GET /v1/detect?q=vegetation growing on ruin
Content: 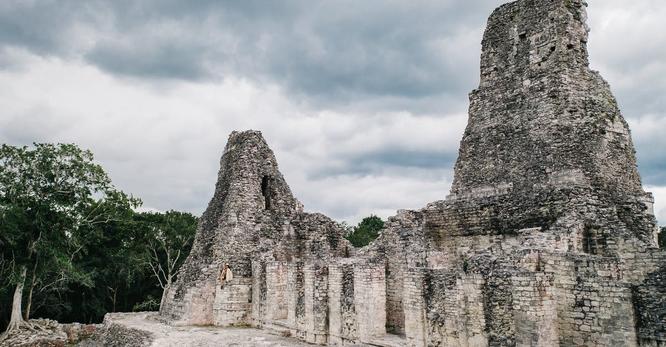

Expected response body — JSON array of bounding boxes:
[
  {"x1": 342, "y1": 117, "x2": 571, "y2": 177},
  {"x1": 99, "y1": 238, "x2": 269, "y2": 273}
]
[
  {"x1": 660, "y1": 227, "x2": 665, "y2": 249},
  {"x1": 0, "y1": 143, "x2": 197, "y2": 334},
  {"x1": 345, "y1": 215, "x2": 385, "y2": 248}
]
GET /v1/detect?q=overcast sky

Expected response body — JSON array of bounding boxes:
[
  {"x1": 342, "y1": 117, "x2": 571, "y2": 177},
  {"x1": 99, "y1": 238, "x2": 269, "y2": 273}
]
[{"x1": 0, "y1": 0, "x2": 664, "y2": 225}]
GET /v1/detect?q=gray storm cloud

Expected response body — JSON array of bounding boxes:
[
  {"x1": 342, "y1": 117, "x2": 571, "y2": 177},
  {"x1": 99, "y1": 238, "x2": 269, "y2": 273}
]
[{"x1": 0, "y1": 0, "x2": 664, "y2": 224}]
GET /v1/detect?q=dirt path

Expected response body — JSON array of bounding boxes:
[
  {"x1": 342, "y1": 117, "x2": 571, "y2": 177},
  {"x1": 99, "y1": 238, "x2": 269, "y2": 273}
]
[{"x1": 106, "y1": 313, "x2": 313, "y2": 347}]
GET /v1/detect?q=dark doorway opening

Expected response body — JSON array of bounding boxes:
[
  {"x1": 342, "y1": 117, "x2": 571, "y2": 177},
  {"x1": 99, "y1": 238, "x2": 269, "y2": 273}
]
[
  {"x1": 582, "y1": 225, "x2": 606, "y2": 255},
  {"x1": 385, "y1": 263, "x2": 405, "y2": 336},
  {"x1": 261, "y1": 176, "x2": 272, "y2": 210}
]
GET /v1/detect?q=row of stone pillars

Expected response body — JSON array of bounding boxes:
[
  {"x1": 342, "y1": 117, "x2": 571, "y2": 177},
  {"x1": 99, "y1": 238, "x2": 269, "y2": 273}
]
[{"x1": 212, "y1": 259, "x2": 412, "y2": 345}]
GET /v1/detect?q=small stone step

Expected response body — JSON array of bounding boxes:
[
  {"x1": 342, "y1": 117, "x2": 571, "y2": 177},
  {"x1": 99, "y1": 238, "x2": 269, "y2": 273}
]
[{"x1": 367, "y1": 334, "x2": 407, "y2": 347}]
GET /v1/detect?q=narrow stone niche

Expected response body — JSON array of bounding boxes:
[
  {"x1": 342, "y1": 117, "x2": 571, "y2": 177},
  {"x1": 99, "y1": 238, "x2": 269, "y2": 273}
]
[
  {"x1": 261, "y1": 175, "x2": 272, "y2": 210},
  {"x1": 582, "y1": 225, "x2": 606, "y2": 255},
  {"x1": 385, "y1": 262, "x2": 406, "y2": 335}
]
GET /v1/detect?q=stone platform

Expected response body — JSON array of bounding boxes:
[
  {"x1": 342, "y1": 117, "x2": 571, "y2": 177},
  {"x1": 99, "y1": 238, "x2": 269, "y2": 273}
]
[{"x1": 86, "y1": 312, "x2": 313, "y2": 347}]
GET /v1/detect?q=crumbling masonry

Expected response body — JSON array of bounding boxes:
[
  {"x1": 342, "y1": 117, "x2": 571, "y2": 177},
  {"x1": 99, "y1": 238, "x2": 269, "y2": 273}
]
[{"x1": 160, "y1": 0, "x2": 666, "y2": 346}]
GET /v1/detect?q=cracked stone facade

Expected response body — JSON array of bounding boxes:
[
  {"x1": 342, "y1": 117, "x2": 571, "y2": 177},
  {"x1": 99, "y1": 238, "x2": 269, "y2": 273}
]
[{"x1": 160, "y1": 0, "x2": 666, "y2": 346}]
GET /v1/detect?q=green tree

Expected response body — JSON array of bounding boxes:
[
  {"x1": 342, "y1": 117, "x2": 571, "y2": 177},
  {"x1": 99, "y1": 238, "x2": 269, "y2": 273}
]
[
  {"x1": 659, "y1": 227, "x2": 665, "y2": 249},
  {"x1": 52, "y1": 207, "x2": 175, "y2": 324},
  {"x1": 133, "y1": 211, "x2": 198, "y2": 307},
  {"x1": 65, "y1": 195, "x2": 143, "y2": 320},
  {"x1": 346, "y1": 215, "x2": 385, "y2": 248},
  {"x1": 0, "y1": 143, "x2": 139, "y2": 337},
  {"x1": 0, "y1": 238, "x2": 12, "y2": 329}
]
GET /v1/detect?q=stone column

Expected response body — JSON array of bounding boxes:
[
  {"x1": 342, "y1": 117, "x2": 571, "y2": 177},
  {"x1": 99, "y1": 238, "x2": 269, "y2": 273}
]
[
  {"x1": 304, "y1": 262, "x2": 329, "y2": 344},
  {"x1": 287, "y1": 261, "x2": 305, "y2": 338},
  {"x1": 251, "y1": 260, "x2": 266, "y2": 326},
  {"x1": 266, "y1": 261, "x2": 289, "y2": 321},
  {"x1": 354, "y1": 262, "x2": 387, "y2": 343},
  {"x1": 213, "y1": 277, "x2": 253, "y2": 326},
  {"x1": 328, "y1": 263, "x2": 344, "y2": 345},
  {"x1": 404, "y1": 268, "x2": 427, "y2": 347}
]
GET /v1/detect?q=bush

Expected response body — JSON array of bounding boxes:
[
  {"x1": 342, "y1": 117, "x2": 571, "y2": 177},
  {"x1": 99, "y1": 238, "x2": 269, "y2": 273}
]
[{"x1": 132, "y1": 296, "x2": 160, "y2": 312}]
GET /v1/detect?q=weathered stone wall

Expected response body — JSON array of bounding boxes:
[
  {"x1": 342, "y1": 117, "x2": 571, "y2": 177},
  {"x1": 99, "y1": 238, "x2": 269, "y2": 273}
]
[
  {"x1": 454, "y1": 0, "x2": 641, "y2": 197},
  {"x1": 512, "y1": 271, "x2": 558, "y2": 346},
  {"x1": 82, "y1": 313, "x2": 153, "y2": 347},
  {"x1": 634, "y1": 264, "x2": 666, "y2": 346},
  {"x1": 251, "y1": 260, "x2": 266, "y2": 327},
  {"x1": 549, "y1": 254, "x2": 637, "y2": 346},
  {"x1": 213, "y1": 278, "x2": 252, "y2": 326},
  {"x1": 403, "y1": 268, "x2": 428, "y2": 346}
]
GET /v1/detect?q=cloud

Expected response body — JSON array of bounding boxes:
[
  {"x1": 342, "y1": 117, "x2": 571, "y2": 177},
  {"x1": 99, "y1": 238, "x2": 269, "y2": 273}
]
[
  {"x1": 0, "y1": 0, "x2": 507, "y2": 110},
  {"x1": 0, "y1": 53, "x2": 457, "y2": 222},
  {"x1": 628, "y1": 116, "x2": 666, "y2": 186},
  {"x1": 0, "y1": 0, "x2": 105, "y2": 56},
  {"x1": 0, "y1": 1, "x2": 664, "y2": 224},
  {"x1": 86, "y1": 39, "x2": 212, "y2": 81}
]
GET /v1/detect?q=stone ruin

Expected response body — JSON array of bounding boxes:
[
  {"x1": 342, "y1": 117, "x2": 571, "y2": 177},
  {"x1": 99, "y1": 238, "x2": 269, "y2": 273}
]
[{"x1": 160, "y1": 0, "x2": 666, "y2": 346}]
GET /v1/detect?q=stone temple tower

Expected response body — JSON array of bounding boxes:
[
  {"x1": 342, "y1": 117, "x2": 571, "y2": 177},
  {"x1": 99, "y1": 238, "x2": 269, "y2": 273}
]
[
  {"x1": 446, "y1": 0, "x2": 658, "y2": 250},
  {"x1": 454, "y1": 0, "x2": 644, "y2": 199},
  {"x1": 160, "y1": 131, "x2": 350, "y2": 325}
]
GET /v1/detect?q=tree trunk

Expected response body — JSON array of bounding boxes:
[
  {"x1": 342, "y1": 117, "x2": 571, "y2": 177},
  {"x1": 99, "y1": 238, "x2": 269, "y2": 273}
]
[
  {"x1": 160, "y1": 279, "x2": 172, "y2": 310},
  {"x1": 24, "y1": 260, "x2": 38, "y2": 320},
  {"x1": 7, "y1": 266, "x2": 27, "y2": 331},
  {"x1": 24, "y1": 281, "x2": 34, "y2": 321},
  {"x1": 112, "y1": 288, "x2": 117, "y2": 313}
]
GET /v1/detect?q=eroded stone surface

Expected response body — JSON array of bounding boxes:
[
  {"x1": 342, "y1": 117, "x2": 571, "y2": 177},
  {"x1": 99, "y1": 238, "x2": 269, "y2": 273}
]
[
  {"x1": 0, "y1": 320, "x2": 100, "y2": 347},
  {"x1": 0, "y1": 319, "x2": 67, "y2": 347}
]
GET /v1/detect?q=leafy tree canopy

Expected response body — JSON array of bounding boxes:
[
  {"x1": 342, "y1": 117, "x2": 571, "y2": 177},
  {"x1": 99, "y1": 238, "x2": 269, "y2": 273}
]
[
  {"x1": 0, "y1": 143, "x2": 200, "y2": 333},
  {"x1": 132, "y1": 211, "x2": 198, "y2": 307},
  {"x1": 345, "y1": 215, "x2": 385, "y2": 248},
  {"x1": 0, "y1": 143, "x2": 141, "y2": 335}
]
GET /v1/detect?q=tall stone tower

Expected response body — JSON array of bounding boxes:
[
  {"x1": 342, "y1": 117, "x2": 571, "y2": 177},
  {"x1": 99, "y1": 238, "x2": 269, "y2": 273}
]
[
  {"x1": 454, "y1": 0, "x2": 643, "y2": 197},
  {"x1": 443, "y1": 0, "x2": 658, "y2": 250}
]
